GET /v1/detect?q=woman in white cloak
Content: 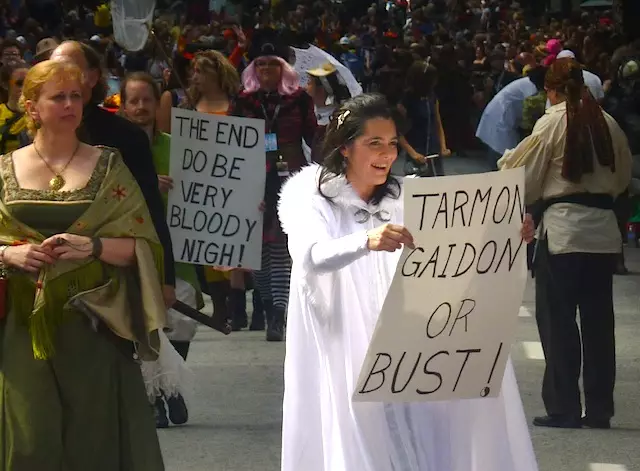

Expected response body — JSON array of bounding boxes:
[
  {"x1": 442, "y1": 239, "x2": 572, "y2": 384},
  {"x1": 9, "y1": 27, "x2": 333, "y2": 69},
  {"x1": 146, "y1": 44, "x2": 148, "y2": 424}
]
[{"x1": 278, "y1": 93, "x2": 539, "y2": 471}]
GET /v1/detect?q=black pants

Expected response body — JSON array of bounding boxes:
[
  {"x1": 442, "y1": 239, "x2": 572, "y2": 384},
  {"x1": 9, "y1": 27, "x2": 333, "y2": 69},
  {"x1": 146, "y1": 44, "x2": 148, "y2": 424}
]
[{"x1": 535, "y1": 240, "x2": 616, "y2": 420}]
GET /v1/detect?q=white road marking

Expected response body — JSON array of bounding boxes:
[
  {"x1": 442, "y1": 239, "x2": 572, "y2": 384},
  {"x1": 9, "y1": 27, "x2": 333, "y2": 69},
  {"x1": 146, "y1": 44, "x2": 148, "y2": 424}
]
[
  {"x1": 521, "y1": 341, "x2": 545, "y2": 360},
  {"x1": 519, "y1": 306, "x2": 533, "y2": 317},
  {"x1": 589, "y1": 464, "x2": 628, "y2": 471}
]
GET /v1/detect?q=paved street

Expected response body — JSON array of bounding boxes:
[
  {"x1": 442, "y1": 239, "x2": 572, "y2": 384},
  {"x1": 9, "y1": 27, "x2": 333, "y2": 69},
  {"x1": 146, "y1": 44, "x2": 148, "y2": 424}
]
[{"x1": 159, "y1": 157, "x2": 640, "y2": 471}]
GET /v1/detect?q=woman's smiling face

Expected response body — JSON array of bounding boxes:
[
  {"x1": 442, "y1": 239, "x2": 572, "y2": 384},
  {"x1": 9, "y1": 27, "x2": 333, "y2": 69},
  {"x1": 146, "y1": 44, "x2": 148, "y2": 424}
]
[{"x1": 343, "y1": 117, "x2": 398, "y2": 191}]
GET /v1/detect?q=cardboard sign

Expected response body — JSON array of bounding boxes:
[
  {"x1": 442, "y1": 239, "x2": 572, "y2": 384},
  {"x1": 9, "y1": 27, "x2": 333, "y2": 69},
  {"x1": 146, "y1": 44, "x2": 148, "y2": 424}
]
[
  {"x1": 167, "y1": 108, "x2": 265, "y2": 270},
  {"x1": 354, "y1": 168, "x2": 527, "y2": 402}
]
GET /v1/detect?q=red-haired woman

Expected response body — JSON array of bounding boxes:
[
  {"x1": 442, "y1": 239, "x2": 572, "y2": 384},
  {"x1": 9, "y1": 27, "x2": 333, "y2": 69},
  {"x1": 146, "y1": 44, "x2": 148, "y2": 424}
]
[
  {"x1": 500, "y1": 58, "x2": 632, "y2": 430},
  {"x1": 231, "y1": 29, "x2": 317, "y2": 342}
]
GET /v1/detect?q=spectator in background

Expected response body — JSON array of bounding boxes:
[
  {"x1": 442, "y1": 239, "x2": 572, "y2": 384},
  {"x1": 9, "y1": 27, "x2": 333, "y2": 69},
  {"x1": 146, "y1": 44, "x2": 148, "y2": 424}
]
[
  {"x1": 398, "y1": 60, "x2": 450, "y2": 177},
  {"x1": 520, "y1": 65, "x2": 548, "y2": 138},
  {"x1": 0, "y1": 38, "x2": 21, "y2": 65},
  {"x1": 339, "y1": 36, "x2": 364, "y2": 84},
  {"x1": 157, "y1": 51, "x2": 191, "y2": 132},
  {"x1": 0, "y1": 60, "x2": 28, "y2": 153},
  {"x1": 33, "y1": 37, "x2": 59, "y2": 63}
]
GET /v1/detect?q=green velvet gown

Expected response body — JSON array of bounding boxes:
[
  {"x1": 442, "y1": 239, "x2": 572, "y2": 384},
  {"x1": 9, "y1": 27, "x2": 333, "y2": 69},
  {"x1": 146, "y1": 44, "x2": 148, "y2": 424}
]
[{"x1": 0, "y1": 150, "x2": 165, "y2": 471}]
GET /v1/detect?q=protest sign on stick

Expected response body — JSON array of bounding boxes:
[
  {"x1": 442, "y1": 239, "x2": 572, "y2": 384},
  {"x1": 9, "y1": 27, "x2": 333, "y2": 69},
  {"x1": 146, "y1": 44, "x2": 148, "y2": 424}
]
[
  {"x1": 353, "y1": 168, "x2": 527, "y2": 403},
  {"x1": 167, "y1": 108, "x2": 265, "y2": 270}
]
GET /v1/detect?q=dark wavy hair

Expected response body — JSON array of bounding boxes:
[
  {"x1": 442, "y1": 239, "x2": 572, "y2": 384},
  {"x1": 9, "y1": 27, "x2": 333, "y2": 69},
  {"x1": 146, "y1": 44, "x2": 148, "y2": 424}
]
[{"x1": 318, "y1": 93, "x2": 401, "y2": 206}]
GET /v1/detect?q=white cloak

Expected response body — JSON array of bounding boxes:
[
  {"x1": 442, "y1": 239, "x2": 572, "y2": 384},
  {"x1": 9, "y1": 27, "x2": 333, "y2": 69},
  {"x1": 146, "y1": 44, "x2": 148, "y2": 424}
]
[{"x1": 278, "y1": 165, "x2": 539, "y2": 471}]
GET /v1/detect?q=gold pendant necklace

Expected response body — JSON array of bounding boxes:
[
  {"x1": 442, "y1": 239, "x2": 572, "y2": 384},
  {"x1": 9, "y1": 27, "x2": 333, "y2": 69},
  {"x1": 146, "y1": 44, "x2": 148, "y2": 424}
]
[
  {"x1": 33, "y1": 141, "x2": 81, "y2": 191},
  {"x1": 49, "y1": 175, "x2": 65, "y2": 191}
]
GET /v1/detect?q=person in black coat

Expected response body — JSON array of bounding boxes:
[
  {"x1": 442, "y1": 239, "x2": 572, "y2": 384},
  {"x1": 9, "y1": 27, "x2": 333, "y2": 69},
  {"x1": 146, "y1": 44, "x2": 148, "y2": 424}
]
[{"x1": 50, "y1": 40, "x2": 177, "y2": 306}]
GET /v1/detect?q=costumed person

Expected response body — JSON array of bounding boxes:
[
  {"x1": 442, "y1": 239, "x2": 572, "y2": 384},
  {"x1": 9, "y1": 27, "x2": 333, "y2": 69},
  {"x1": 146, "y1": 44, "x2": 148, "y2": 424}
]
[
  {"x1": 398, "y1": 60, "x2": 451, "y2": 177},
  {"x1": 174, "y1": 49, "x2": 262, "y2": 330},
  {"x1": 231, "y1": 28, "x2": 317, "y2": 341},
  {"x1": 0, "y1": 60, "x2": 165, "y2": 469},
  {"x1": 181, "y1": 50, "x2": 254, "y2": 331},
  {"x1": 120, "y1": 72, "x2": 200, "y2": 428},
  {"x1": 278, "y1": 93, "x2": 539, "y2": 471},
  {"x1": 49, "y1": 41, "x2": 177, "y2": 310},
  {"x1": 499, "y1": 58, "x2": 632, "y2": 429},
  {"x1": 305, "y1": 62, "x2": 351, "y2": 163}
]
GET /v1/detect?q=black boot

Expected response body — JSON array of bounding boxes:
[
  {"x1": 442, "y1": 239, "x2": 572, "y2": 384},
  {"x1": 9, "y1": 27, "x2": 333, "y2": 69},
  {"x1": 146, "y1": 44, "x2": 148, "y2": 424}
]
[
  {"x1": 167, "y1": 393, "x2": 189, "y2": 425},
  {"x1": 154, "y1": 396, "x2": 169, "y2": 429},
  {"x1": 266, "y1": 305, "x2": 285, "y2": 342},
  {"x1": 230, "y1": 289, "x2": 248, "y2": 331},
  {"x1": 209, "y1": 281, "x2": 230, "y2": 324},
  {"x1": 249, "y1": 290, "x2": 265, "y2": 331}
]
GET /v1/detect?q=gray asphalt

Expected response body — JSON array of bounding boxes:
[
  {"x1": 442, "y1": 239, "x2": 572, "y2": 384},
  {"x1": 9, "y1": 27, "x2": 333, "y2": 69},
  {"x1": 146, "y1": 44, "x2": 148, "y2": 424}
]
[{"x1": 159, "y1": 156, "x2": 640, "y2": 471}]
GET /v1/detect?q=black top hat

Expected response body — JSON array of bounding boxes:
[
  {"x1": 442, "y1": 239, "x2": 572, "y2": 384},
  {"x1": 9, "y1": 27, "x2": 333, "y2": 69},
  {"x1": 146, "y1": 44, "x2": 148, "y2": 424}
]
[{"x1": 248, "y1": 28, "x2": 290, "y2": 61}]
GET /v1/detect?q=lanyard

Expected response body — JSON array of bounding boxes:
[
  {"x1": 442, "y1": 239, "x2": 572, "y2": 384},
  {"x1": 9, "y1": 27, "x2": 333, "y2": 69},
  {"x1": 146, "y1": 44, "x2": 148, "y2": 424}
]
[{"x1": 261, "y1": 102, "x2": 281, "y2": 134}]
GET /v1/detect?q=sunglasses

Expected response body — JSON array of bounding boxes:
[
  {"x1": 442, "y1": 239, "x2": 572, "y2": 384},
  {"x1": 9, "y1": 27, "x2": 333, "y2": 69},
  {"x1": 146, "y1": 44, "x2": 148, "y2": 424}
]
[
  {"x1": 10, "y1": 79, "x2": 24, "y2": 87},
  {"x1": 255, "y1": 60, "x2": 281, "y2": 68}
]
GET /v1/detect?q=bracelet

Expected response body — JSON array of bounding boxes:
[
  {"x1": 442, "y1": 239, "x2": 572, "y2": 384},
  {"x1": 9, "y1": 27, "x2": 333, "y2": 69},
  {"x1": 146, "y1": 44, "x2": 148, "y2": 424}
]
[
  {"x1": 0, "y1": 245, "x2": 9, "y2": 277},
  {"x1": 0, "y1": 245, "x2": 8, "y2": 264},
  {"x1": 91, "y1": 238, "x2": 103, "y2": 259}
]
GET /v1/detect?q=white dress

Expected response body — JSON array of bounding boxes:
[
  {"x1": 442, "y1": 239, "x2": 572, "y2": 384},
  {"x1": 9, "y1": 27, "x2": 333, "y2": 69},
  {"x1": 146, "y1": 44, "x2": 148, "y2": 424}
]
[{"x1": 278, "y1": 165, "x2": 538, "y2": 471}]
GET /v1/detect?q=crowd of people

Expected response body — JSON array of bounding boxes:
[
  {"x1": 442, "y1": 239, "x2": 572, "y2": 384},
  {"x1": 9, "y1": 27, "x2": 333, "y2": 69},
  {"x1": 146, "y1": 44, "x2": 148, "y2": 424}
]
[{"x1": 0, "y1": 0, "x2": 635, "y2": 470}]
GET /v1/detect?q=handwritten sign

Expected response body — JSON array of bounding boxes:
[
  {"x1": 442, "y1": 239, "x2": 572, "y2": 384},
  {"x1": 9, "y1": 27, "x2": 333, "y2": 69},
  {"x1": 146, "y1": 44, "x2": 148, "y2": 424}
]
[
  {"x1": 167, "y1": 108, "x2": 265, "y2": 270},
  {"x1": 353, "y1": 168, "x2": 527, "y2": 402}
]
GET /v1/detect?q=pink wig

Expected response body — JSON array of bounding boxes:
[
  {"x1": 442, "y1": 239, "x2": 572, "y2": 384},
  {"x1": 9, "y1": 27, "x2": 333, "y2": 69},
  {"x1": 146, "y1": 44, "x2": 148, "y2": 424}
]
[{"x1": 241, "y1": 56, "x2": 300, "y2": 95}]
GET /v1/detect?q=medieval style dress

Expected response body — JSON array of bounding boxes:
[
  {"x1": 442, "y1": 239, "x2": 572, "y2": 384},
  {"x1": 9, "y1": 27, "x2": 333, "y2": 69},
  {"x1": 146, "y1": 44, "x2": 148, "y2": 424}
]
[
  {"x1": 0, "y1": 148, "x2": 166, "y2": 470},
  {"x1": 278, "y1": 165, "x2": 538, "y2": 471}
]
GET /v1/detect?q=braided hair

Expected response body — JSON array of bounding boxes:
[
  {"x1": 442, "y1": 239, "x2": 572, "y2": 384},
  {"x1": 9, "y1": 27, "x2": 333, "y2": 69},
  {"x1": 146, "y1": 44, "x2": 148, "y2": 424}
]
[{"x1": 545, "y1": 58, "x2": 615, "y2": 183}]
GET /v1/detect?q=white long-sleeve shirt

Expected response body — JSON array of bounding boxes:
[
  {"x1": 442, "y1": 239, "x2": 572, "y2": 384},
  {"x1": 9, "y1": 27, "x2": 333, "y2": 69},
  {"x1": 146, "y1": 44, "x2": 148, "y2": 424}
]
[{"x1": 499, "y1": 101, "x2": 632, "y2": 254}]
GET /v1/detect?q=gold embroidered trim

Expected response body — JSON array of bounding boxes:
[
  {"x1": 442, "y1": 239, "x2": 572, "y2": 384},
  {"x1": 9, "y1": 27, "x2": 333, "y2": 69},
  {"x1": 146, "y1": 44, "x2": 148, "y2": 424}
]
[{"x1": 0, "y1": 148, "x2": 114, "y2": 203}]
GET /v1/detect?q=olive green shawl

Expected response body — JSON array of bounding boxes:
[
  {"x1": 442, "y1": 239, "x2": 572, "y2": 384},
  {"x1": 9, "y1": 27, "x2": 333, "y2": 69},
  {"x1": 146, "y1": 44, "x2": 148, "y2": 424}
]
[{"x1": 0, "y1": 151, "x2": 166, "y2": 360}]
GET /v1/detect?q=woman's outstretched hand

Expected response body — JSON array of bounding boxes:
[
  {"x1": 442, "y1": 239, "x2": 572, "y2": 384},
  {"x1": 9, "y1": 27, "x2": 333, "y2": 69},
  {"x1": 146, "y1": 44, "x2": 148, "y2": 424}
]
[
  {"x1": 367, "y1": 224, "x2": 415, "y2": 252},
  {"x1": 521, "y1": 214, "x2": 535, "y2": 243}
]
